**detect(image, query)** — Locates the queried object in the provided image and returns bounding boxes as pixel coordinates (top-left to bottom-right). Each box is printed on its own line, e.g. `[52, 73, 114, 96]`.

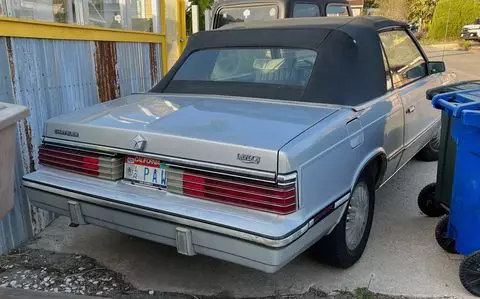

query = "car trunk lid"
[44, 94, 338, 172]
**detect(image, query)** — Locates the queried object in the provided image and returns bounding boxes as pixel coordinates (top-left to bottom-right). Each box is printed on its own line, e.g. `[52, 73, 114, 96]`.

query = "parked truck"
[208, 0, 352, 30]
[460, 18, 480, 41]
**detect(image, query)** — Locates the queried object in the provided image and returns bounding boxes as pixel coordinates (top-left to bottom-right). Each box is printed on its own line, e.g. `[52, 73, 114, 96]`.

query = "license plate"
[124, 156, 167, 188]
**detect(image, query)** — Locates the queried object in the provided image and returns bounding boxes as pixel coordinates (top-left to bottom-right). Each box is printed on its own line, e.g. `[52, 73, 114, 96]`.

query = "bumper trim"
[24, 180, 317, 248]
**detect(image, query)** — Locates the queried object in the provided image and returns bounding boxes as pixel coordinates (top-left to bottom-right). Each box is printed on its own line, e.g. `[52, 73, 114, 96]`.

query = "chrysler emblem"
[132, 134, 147, 151]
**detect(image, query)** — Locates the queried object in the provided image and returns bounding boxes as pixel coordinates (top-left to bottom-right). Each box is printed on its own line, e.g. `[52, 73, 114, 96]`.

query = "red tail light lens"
[38, 144, 123, 180]
[168, 169, 297, 215]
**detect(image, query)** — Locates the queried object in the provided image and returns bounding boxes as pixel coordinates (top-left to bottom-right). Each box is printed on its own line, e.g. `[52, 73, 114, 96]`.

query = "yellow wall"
[165, 0, 187, 70]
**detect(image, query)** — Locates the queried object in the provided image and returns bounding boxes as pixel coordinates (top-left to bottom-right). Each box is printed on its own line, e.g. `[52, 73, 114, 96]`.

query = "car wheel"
[417, 130, 440, 162]
[459, 251, 480, 296]
[311, 173, 375, 268]
[418, 183, 446, 217]
[435, 215, 457, 254]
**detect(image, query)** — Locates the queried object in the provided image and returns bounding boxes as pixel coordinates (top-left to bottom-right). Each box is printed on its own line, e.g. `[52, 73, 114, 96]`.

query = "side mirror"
[428, 61, 446, 74]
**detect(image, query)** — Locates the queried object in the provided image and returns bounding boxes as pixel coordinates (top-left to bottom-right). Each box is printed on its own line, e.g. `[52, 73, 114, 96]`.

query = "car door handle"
[407, 105, 416, 114]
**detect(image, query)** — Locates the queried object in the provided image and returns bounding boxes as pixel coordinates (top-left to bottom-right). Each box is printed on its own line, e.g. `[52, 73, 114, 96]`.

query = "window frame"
[378, 27, 431, 90]
[171, 47, 318, 88]
[380, 41, 394, 92]
[291, 2, 321, 18]
[213, 4, 280, 29]
[325, 3, 351, 17]
[1, 0, 162, 33]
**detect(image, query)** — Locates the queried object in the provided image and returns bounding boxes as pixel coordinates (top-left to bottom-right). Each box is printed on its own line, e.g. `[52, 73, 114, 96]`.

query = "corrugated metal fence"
[0, 37, 163, 253]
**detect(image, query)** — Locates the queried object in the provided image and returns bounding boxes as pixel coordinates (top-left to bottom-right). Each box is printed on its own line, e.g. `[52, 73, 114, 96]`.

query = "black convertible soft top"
[151, 17, 409, 106]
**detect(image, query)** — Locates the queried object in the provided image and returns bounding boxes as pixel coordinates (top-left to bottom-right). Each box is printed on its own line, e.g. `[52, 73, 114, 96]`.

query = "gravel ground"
[0, 247, 146, 298]
[0, 247, 417, 299]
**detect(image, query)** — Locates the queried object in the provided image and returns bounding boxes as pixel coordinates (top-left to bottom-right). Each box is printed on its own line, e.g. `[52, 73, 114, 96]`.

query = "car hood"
[44, 94, 338, 172]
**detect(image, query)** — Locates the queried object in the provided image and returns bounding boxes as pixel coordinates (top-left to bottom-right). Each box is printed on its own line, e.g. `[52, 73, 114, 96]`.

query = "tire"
[435, 215, 457, 254]
[418, 183, 446, 217]
[417, 130, 440, 162]
[311, 173, 375, 268]
[460, 252, 480, 296]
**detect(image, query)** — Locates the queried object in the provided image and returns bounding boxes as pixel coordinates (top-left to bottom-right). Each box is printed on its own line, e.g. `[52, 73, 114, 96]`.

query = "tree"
[376, 0, 409, 21]
[429, 0, 480, 40]
[407, 0, 438, 31]
[363, 0, 379, 14]
[186, 0, 214, 33]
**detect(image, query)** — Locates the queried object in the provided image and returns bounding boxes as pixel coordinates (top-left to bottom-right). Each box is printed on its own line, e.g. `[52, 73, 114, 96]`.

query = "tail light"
[167, 168, 297, 215]
[38, 144, 123, 180]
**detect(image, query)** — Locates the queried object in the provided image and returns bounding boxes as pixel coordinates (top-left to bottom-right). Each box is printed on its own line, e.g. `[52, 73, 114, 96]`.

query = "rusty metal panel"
[0, 37, 164, 254]
[1, 37, 101, 246]
[116, 42, 156, 97]
[94, 41, 120, 102]
[0, 38, 32, 254]
[153, 43, 163, 86]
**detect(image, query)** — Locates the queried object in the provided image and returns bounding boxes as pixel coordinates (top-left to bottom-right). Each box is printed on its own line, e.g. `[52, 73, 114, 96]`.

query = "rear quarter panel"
[278, 94, 401, 219]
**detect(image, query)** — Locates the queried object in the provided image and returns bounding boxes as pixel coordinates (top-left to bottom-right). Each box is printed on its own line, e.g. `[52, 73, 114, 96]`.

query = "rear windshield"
[214, 5, 278, 28]
[172, 48, 317, 87]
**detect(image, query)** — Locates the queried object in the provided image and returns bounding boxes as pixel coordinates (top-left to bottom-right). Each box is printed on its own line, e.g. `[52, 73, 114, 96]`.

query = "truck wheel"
[417, 130, 440, 162]
[460, 252, 480, 296]
[312, 173, 375, 268]
[418, 183, 446, 217]
[435, 215, 457, 254]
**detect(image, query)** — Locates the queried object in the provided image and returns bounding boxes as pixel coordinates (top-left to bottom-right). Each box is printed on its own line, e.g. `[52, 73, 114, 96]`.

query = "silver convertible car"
[23, 17, 455, 273]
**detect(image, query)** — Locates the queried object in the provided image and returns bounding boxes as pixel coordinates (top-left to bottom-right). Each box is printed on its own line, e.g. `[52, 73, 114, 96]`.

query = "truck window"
[215, 5, 278, 28]
[326, 4, 350, 16]
[293, 3, 320, 17]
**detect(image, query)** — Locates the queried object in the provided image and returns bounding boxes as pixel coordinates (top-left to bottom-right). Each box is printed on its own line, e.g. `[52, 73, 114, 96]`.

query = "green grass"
[429, 0, 480, 40]
[355, 288, 374, 299]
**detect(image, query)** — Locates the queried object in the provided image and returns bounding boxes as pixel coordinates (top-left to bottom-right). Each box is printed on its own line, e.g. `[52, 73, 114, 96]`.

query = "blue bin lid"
[432, 89, 480, 128]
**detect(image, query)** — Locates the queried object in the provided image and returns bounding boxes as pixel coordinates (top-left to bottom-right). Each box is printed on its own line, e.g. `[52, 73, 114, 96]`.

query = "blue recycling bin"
[432, 88, 480, 296]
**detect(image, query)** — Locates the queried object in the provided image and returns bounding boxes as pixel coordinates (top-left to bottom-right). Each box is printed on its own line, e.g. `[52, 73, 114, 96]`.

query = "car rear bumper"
[23, 169, 348, 273]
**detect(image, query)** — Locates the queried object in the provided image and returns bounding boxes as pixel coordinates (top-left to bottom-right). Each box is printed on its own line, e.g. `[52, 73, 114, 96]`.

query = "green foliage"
[408, 0, 438, 31]
[186, 0, 214, 33]
[429, 0, 480, 40]
[355, 288, 374, 299]
[363, 0, 379, 14]
[377, 0, 409, 21]
[459, 40, 474, 51]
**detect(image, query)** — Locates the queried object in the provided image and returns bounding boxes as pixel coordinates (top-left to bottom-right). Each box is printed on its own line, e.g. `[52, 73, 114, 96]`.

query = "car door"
[379, 29, 443, 167]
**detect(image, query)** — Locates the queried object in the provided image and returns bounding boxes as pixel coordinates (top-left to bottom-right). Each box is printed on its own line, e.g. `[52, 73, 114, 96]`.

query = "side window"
[326, 4, 350, 16]
[379, 30, 427, 89]
[293, 3, 320, 17]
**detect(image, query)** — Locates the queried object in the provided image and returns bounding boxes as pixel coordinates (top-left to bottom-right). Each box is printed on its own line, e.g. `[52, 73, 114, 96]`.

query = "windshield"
[172, 48, 317, 87]
[214, 5, 278, 28]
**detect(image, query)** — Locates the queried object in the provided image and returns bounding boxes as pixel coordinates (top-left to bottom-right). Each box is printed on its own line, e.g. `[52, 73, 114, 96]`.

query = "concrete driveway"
[27, 49, 480, 298]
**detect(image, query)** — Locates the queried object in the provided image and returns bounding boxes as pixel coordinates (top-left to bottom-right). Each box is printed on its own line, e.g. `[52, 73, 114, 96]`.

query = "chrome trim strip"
[43, 137, 277, 181]
[166, 164, 276, 184]
[334, 193, 350, 209]
[23, 180, 307, 248]
[379, 120, 440, 189]
[387, 147, 404, 161]
[403, 117, 441, 150]
[277, 172, 297, 183]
